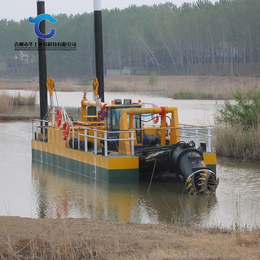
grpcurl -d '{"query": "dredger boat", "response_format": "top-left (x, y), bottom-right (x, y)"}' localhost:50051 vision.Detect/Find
top-left (32, 77), bottom-right (218, 195)
top-left (31, 0), bottom-right (218, 195)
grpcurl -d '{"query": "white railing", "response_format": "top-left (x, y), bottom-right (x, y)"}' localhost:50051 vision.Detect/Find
top-left (76, 127), bottom-right (135, 156)
top-left (178, 124), bottom-right (213, 152)
top-left (133, 124), bottom-right (213, 152)
top-left (32, 119), bottom-right (49, 141)
top-left (32, 116), bottom-right (213, 156)
top-left (32, 106), bottom-right (74, 138)
top-left (32, 119), bottom-right (136, 157)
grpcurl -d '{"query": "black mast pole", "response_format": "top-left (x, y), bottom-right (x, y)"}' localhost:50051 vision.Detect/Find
top-left (37, 0), bottom-right (48, 120)
top-left (93, 0), bottom-right (104, 102)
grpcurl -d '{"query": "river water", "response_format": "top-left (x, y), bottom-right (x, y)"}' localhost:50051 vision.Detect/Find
top-left (0, 91), bottom-right (260, 229)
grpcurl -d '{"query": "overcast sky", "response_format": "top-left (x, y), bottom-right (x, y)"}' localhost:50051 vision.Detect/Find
top-left (1, 0), bottom-right (214, 22)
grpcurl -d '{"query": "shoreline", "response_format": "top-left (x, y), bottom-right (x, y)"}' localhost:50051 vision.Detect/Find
top-left (0, 114), bottom-right (39, 122)
top-left (0, 216), bottom-right (259, 259)
top-left (1, 75), bottom-right (259, 100)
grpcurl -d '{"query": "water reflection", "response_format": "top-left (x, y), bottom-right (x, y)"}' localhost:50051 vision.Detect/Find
top-left (31, 161), bottom-right (218, 225)
top-left (32, 162), bottom-right (139, 223)
top-left (139, 182), bottom-right (217, 225)
top-left (11, 105), bottom-right (39, 115)
top-left (211, 156), bottom-right (260, 228)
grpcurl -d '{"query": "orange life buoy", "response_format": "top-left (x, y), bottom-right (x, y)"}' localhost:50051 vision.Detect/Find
top-left (56, 107), bottom-right (62, 127)
top-left (62, 120), bottom-right (70, 140)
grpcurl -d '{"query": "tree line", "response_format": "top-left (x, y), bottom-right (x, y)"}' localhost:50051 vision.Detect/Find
top-left (0, 0), bottom-right (260, 80)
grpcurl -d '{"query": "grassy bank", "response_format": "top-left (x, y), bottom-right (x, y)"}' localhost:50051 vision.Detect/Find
top-left (104, 75), bottom-right (260, 100)
top-left (12, 92), bottom-right (36, 106)
top-left (0, 216), bottom-right (260, 260)
top-left (0, 114), bottom-right (39, 122)
top-left (1, 75), bottom-right (260, 100)
top-left (0, 92), bottom-right (36, 114)
top-left (0, 92), bottom-right (12, 113)
top-left (214, 86), bottom-right (260, 160)
top-left (214, 125), bottom-right (260, 160)
top-left (0, 78), bottom-right (87, 92)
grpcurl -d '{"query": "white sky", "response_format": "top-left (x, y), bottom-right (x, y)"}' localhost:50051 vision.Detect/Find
top-left (1, 0), bottom-right (213, 22)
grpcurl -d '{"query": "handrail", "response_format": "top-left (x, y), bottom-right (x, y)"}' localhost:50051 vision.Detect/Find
top-left (131, 124), bottom-right (213, 152)
top-left (76, 126), bottom-right (135, 156)
top-left (32, 119), bottom-right (49, 141)
top-left (178, 125), bottom-right (213, 152)
top-left (32, 117), bottom-right (213, 155)
top-left (32, 119), bottom-right (136, 157)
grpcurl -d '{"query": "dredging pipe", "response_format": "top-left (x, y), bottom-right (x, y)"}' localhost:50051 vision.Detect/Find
top-left (170, 142), bottom-right (219, 195)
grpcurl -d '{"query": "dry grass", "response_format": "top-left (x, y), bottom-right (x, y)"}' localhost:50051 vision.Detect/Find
top-left (105, 75), bottom-right (260, 99)
top-left (0, 216), bottom-right (259, 260)
top-left (0, 80), bottom-right (38, 90)
top-left (12, 92), bottom-right (36, 106)
top-left (46, 78), bottom-right (91, 92)
top-left (1, 76), bottom-right (259, 99)
top-left (105, 75), bottom-right (151, 92)
top-left (0, 92), bottom-right (12, 113)
top-left (214, 125), bottom-right (260, 160)
top-left (54, 78), bottom-right (85, 92)
top-left (0, 79), bottom-right (88, 92)
top-left (0, 91), bottom-right (37, 120)
top-left (0, 92), bottom-right (37, 115)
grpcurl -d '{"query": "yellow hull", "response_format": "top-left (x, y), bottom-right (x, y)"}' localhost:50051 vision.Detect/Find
top-left (32, 127), bottom-right (139, 183)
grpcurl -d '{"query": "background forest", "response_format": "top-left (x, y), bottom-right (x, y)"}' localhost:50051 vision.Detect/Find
top-left (0, 0), bottom-right (260, 82)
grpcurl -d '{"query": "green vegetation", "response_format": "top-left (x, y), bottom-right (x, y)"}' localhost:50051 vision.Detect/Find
top-left (82, 75), bottom-right (90, 86)
top-left (216, 86), bottom-right (260, 130)
top-left (174, 91), bottom-right (213, 100)
top-left (215, 86), bottom-right (260, 160)
top-left (148, 71), bottom-right (159, 87)
top-left (0, 0), bottom-right (260, 79)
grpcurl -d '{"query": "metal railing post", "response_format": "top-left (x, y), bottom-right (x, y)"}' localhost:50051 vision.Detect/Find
top-left (94, 129), bottom-right (97, 155)
top-left (32, 120), bottom-right (36, 140)
top-left (77, 128), bottom-right (80, 150)
top-left (84, 128), bottom-right (88, 152)
top-left (131, 131), bottom-right (134, 156)
top-left (104, 131), bottom-right (108, 157)
top-left (195, 129), bottom-right (199, 148)
top-left (207, 128), bottom-right (211, 152)
top-left (43, 122), bottom-right (45, 142)
top-left (180, 128), bottom-right (185, 142)
top-left (67, 128), bottom-right (70, 147)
